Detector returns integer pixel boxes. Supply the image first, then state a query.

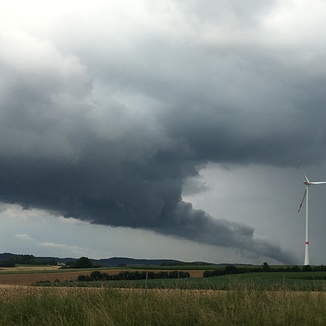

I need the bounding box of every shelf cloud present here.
[1,0,326,263]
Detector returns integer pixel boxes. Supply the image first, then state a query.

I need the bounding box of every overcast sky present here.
[1,0,326,265]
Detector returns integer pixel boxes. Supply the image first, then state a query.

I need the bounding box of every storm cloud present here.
[1,0,326,263]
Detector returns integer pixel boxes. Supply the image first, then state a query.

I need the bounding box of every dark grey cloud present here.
[1,1,325,263]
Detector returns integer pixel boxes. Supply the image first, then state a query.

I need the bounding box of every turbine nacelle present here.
[303,181,326,186]
[299,178,326,212]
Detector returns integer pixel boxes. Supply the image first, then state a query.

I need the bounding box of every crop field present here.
[0,265,204,286]
[2,265,326,290]
[1,284,326,325]
[1,266,326,325]
[67,271,326,291]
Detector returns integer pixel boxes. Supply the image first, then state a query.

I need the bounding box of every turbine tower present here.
[298,167,326,265]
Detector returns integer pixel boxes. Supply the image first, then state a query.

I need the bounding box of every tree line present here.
[203,263,326,277]
[77,270,190,282]
[0,254,57,267]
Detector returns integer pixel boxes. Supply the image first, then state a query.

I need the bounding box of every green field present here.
[35,270,326,292]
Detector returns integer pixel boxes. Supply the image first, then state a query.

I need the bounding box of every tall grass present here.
[1,285,326,325]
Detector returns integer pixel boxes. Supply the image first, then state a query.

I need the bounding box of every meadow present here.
[1,284,326,325]
[1,265,326,325]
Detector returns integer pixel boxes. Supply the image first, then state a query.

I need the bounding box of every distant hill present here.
[0,253,214,267]
[0,253,15,260]
[38,256,186,266]
[95,257,184,266]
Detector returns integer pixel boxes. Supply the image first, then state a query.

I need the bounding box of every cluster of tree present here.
[161,261,213,267]
[0,254,57,267]
[203,263,326,278]
[60,257,102,269]
[77,270,190,282]
[0,260,16,267]
[1,255,101,269]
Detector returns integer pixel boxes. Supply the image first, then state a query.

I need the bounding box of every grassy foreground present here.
[1,286,326,325]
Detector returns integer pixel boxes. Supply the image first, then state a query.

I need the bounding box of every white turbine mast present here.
[298,165,326,265]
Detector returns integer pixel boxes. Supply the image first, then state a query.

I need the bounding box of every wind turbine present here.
[298,166,326,265]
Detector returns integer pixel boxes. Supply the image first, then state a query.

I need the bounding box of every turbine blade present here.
[298,189,307,213]
[299,163,310,183]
